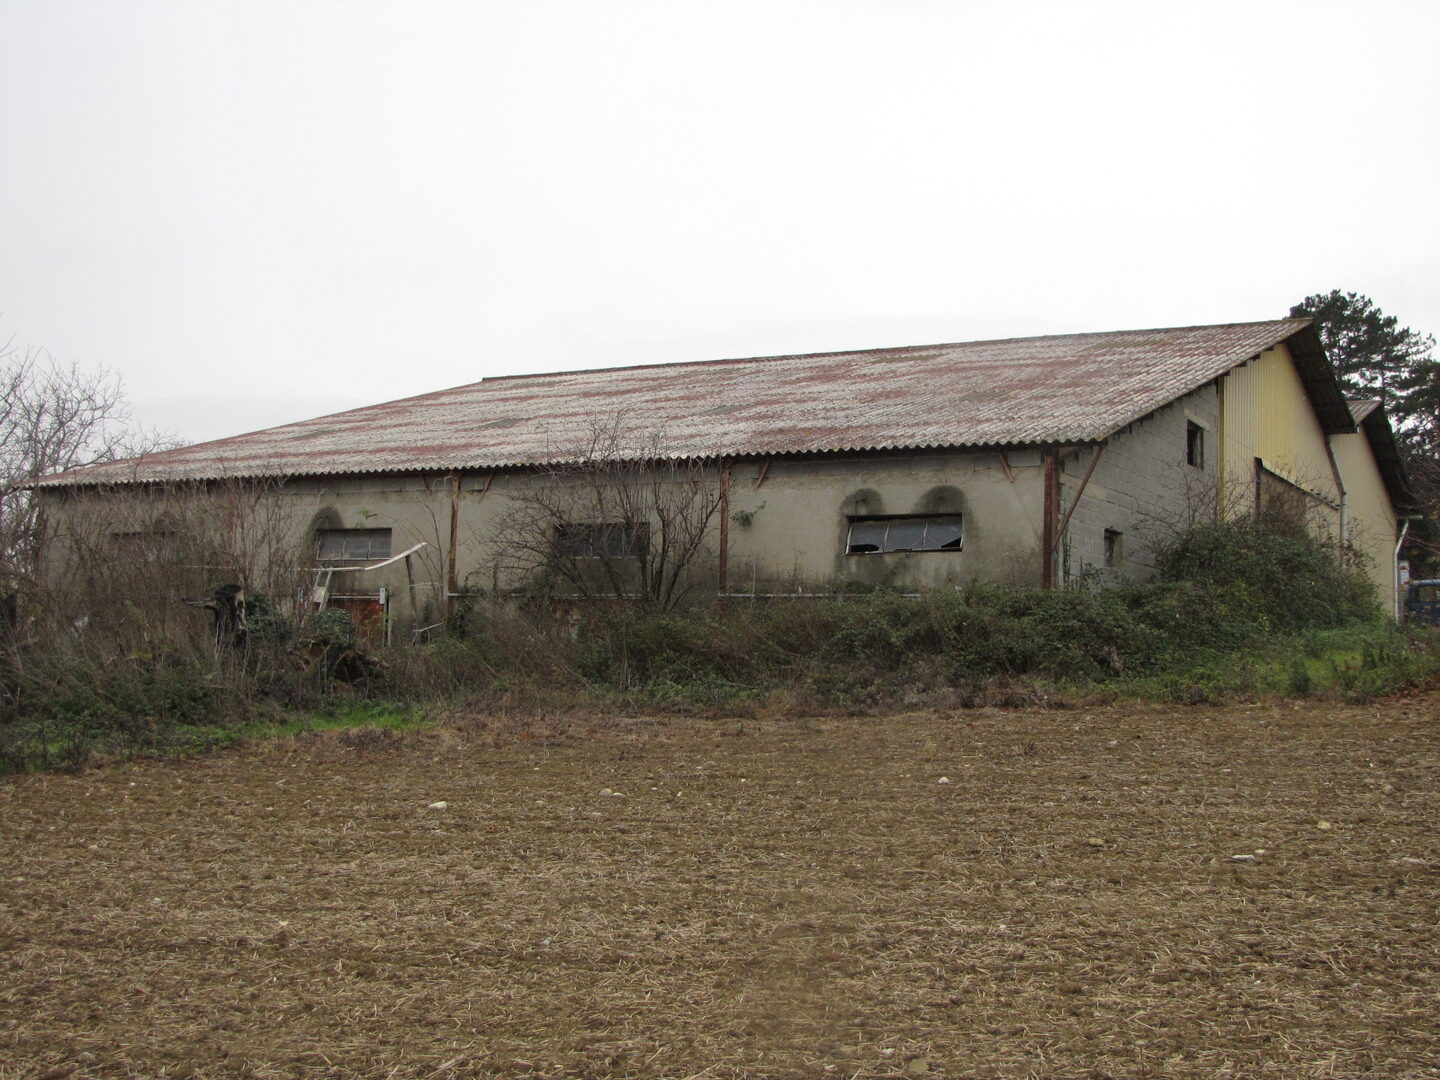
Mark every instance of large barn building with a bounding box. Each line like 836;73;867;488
37;318;1414;637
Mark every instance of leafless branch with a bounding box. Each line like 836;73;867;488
0;338;179;591
490;416;723;610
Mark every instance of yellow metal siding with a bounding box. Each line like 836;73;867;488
1255;344;1341;504
1220;344;1340;527
1330;431;1400;605
1221;342;1399;605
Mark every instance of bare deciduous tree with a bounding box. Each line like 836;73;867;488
493;418;723;610
0;337;175;591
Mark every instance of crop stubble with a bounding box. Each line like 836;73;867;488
1;694;1437;1078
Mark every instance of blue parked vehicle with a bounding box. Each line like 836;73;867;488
1404;580;1440;625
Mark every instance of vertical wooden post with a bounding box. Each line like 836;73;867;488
1041;449;1058;589
446;473;460;621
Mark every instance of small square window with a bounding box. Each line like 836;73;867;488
1186;421;1204;468
1104;529;1122;568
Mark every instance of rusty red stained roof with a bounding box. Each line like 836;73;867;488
41;319;1325;485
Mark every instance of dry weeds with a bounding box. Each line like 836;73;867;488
2;694;1438;1079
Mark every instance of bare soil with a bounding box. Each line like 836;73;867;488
2;694;1438;1080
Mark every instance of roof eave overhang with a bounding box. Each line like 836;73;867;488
1284;322;1358;435
34;437;1116;490
1357;408;1420;513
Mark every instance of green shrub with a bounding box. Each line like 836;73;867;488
1152;516;1378;631
307;607;356;647
4;514;1427;773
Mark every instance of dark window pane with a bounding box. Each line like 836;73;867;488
883;519;926;551
1187;422;1204;467
556;521;646;559
318;528;391;562
922;518;963;551
555;524;589;557
600;523;641;558
848;515;964;555
847;520;886;554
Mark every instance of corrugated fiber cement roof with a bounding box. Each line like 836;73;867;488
44;319;1314;485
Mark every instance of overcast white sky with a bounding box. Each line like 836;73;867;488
3;0;1438;446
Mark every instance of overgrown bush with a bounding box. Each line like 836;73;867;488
2;513;1432;772
531;515;1408;705
1151;515;1379;631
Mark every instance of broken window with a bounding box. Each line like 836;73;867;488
1104;528;1122;567
846;515;963;554
555;521;649;559
317;528;392;563
1186;421;1205;468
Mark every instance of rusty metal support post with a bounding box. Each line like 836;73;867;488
1041;449;1058;589
446;473;460;622
718;460;731;595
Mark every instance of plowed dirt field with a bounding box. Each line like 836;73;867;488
2;694;1438;1079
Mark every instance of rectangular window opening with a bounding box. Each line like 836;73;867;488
1186;421;1205;468
111;529;178;562
1104;528;1122;568
555;521;649;559
317;527;392;564
846;514;964;555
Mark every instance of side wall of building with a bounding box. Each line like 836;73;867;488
1217;341;1397;602
1058;384;1221;585
1329;428;1402;612
36;449;1048;638
721;450;1045;593
1219;342;1343;526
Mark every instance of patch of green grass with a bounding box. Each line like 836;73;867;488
1115;623;1440;704
0;701;434;775
183;700;431;745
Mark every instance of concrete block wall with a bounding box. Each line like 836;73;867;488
1058;384;1220;585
